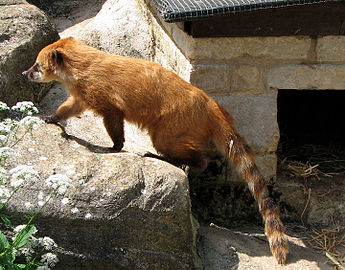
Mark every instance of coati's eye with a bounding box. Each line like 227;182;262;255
34;62;44;73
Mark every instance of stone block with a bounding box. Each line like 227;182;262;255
211;93;279;154
256;154;277;181
188;37;311;61
317;36;345;62
190;64;230;92
267;64;345;90
231;64;262;92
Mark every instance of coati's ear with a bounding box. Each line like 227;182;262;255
51;49;63;66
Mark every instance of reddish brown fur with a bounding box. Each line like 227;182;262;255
23;38;288;263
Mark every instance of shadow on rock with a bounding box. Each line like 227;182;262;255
54;123;126;154
197;224;333;270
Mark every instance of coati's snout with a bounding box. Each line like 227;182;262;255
22;63;43;82
23;48;64;83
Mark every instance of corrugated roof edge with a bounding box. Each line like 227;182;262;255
150;0;344;22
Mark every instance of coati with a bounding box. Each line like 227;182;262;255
23;37;288;264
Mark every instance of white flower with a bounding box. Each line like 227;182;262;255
40;252;59;267
38;237;57;251
0;123;11;135
11;101;39;115
0;167;7;183
45;174;74;194
71;207;79;214
0;134;7;144
10;178;24;189
16;246;35;260
13;224;26;235
13;224;37;235
38;191;44;200
0;119;17;136
12;225;39;261
38;201;45;207
37;192;50;207
37;191;50;202
19;116;44;129
10;165;39;184
61;198;69;205
25;202;34;210
0;102;9;111
2;118;15;127
37;266;50;270
0;147;20;159
85;213;92;219
0;186;10;203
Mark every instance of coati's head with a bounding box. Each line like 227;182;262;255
22;38;76;83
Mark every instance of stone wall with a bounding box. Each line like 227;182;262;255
144;2;345;180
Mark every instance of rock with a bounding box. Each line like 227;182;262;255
7;123;200;269
198;224;333;270
27;0;106;33
27;0;90;18
0;0;59;106
60;0;153;60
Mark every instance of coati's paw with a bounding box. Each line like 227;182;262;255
269;231;289;264
109;142;124;152
39;115;58;123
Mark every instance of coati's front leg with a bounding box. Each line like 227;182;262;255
102;109;125;152
42;96;85;123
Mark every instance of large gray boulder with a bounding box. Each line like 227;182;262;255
0;0;59;106
27;0;106;33
60;0;153;60
4;105;335;269
7;123;200;269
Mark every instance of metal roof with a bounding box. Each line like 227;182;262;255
150;0;344;22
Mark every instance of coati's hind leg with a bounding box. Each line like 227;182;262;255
153;136;210;180
183;153;210;180
145;151;209;180
102;109;125;152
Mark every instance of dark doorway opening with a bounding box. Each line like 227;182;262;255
277;90;345;177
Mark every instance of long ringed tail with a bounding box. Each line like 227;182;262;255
213;105;289;264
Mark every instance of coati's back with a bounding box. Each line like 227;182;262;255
45;38;215;136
